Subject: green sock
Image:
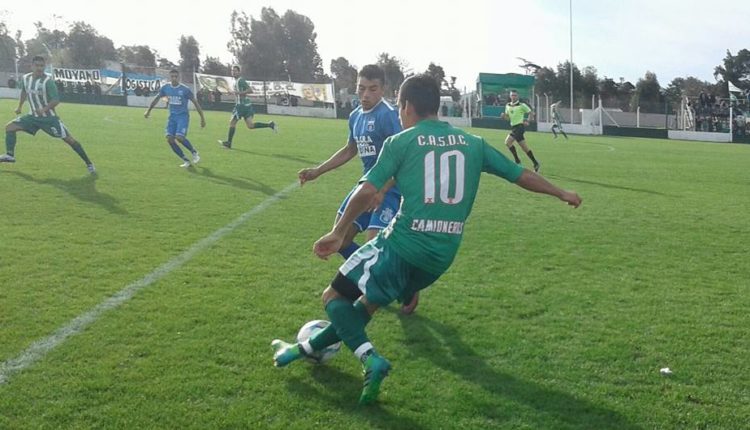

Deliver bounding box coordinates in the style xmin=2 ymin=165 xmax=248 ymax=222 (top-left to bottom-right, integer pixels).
xmin=324 ymin=298 xmax=371 ymax=352
xmin=310 ymin=300 xmax=370 ymax=351
xmin=253 ymin=122 xmax=271 ymax=129
xmin=6 ymin=131 xmax=16 ymax=156
xmin=69 ymin=141 xmax=92 ymax=165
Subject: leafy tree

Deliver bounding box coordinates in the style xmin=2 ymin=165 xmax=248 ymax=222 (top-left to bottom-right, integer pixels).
xmin=118 ymin=45 xmax=156 ymax=68
xmin=281 ymin=10 xmax=325 ymax=81
xmin=67 ymin=21 xmax=116 ymax=68
xmin=424 ymin=63 xmax=460 ymax=101
xmin=179 ymin=35 xmax=200 ymax=82
xmin=534 ymin=66 xmax=562 ymax=102
xmin=330 ymin=56 xmax=357 ymax=94
xmin=202 ymin=56 xmax=231 ymax=76
xmin=598 ymin=77 xmax=619 ymax=107
xmin=714 ymin=49 xmax=750 ymax=90
xmin=630 ymin=71 xmax=663 ymax=113
xmin=580 ymin=66 xmax=599 ymax=106
xmin=157 ymin=57 xmax=177 ymax=69
xmin=22 ymin=22 xmax=68 ymax=67
xmin=664 ymin=76 xmax=711 ymax=104
xmin=425 ymin=63 xmax=446 ymax=86
xmin=228 ymin=8 xmax=325 ymax=82
xmin=376 ymin=52 xmax=405 ymax=98
xmin=0 ymin=22 xmax=16 ymax=72
xmin=229 ymin=9 xmax=284 ymax=80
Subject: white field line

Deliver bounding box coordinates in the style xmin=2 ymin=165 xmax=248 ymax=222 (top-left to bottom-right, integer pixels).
xmin=0 ymin=181 xmax=299 ymax=385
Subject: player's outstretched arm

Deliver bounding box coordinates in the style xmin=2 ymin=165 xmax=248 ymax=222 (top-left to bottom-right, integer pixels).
xmin=190 ymin=95 xmax=206 ymax=128
xmin=144 ymin=95 xmax=161 ymax=118
xmin=298 ymin=142 xmax=358 ymax=185
xmin=514 ymin=170 xmax=582 ymax=208
xmin=314 ymin=181 xmax=377 ymax=259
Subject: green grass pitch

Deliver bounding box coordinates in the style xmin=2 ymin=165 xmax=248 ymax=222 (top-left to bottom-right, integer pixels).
xmin=0 ymin=100 xmax=748 ymax=429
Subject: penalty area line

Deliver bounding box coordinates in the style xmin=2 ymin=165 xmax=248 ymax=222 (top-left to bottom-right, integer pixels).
xmin=0 ymin=181 xmax=299 ymax=386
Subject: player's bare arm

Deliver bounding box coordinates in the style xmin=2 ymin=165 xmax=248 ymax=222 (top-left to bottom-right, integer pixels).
xmin=144 ymin=95 xmax=162 ymax=118
xmin=190 ymin=95 xmax=207 ymax=128
xmin=36 ymin=100 xmax=60 ymax=117
xmin=368 ymin=178 xmax=396 ymax=211
xmin=298 ymin=142 xmax=358 ymax=185
xmin=314 ymin=181 xmax=377 ymax=259
xmin=514 ymin=170 xmax=582 ymax=208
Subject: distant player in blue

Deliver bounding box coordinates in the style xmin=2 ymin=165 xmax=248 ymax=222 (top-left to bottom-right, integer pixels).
xmin=298 ymin=64 xmax=419 ymax=314
xmin=144 ymin=69 xmax=206 ymax=167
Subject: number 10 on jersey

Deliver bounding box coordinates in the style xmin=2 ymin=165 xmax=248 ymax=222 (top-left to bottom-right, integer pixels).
xmin=424 ymin=150 xmax=465 ymax=205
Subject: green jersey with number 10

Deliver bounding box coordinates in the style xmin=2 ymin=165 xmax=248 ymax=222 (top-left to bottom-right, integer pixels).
xmin=364 ymin=119 xmax=524 ymax=275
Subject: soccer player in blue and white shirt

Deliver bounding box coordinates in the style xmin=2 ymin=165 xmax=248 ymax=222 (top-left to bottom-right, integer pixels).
xmin=298 ymin=64 xmax=420 ymax=314
xmin=144 ymin=69 xmax=206 ymax=167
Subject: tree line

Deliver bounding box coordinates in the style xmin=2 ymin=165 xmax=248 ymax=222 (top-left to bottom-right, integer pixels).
xmin=532 ymin=50 xmax=749 ymax=114
xmin=1 ymin=8 xmax=747 ymax=111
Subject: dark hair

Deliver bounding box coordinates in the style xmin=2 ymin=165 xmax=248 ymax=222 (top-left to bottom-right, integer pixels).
xmin=32 ymin=55 xmax=45 ymax=64
xmin=398 ymin=74 xmax=440 ymax=117
xmin=509 ymin=89 xmax=518 ymax=94
xmin=169 ymin=69 xmax=179 ymax=75
xmin=232 ymin=65 xmax=241 ymax=71
xmin=359 ymin=64 xmax=385 ymax=86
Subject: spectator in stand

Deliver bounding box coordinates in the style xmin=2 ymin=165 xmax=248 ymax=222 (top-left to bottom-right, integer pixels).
xmin=56 ymin=80 xmax=65 ymax=95
xmin=708 ymin=93 xmax=716 ymax=109
xmin=7 ymin=77 xmax=17 ymax=89
xmin=212 ymin=88 xmax=222 ymax=103
xmin=75 ymin=82 xmax=84 ymax=94
xmin=698 ymin=91 xmax=708 ymax=111
xmin=745 ymin=88 xmax=750 ymax=106
xmin=84 ymin=80 xmax=93 ymax=94
xmin=142 ymin=86 xmax=150 ymax=98
xmin=93 ymin=83 xmax=101 ymax=97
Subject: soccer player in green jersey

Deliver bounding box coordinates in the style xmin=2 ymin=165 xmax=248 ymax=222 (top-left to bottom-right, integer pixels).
xmin=1 ymin=56 xmax=95 ymax=174
xmin=218 ymin=65 xmax=276 ymax=149
xmin=550 ymin=100 xmax=568 ymax=140
xmin=502 ymin=89 xmax=540 ymax=172
xmin=271 ymin=74 xmax=581 ymax=405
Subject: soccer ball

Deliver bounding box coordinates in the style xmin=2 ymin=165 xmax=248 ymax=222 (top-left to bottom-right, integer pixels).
xmin=296 ymin=320 xmax=341 ymax=364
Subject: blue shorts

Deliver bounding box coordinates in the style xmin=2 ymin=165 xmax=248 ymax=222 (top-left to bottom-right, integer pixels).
xmin=337 ymin=185 xmax=401 ymax=232
xmin=165 ymin=114 xmax=189 ymax=137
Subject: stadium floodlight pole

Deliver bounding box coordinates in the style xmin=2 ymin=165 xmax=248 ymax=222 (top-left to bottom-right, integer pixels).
xmin=569 ymin=0 xmax=574 ymax=124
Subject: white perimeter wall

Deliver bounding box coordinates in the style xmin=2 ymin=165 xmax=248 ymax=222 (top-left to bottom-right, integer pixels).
xmin=0 ymin=88 xmax=21 ymax=99
xmin=667 ymin=130 xmax=732 ymax=143
xmin=439 ymin=116 xmax=472 ymax=128
xmin=537 ymin=122 xmax=602 ymax=135
xmin=268 ymin=105 xmax=336 ymax=119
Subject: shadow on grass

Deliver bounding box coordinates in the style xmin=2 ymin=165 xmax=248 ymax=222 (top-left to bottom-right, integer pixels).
xmin=225 ymin=147 xmax=317 ymax=165
xmin=188 ymin=167 xmax=277 ymax=196
xmin=284 ymin=365 xmax=429 ymax=430
xmin=396 ymin=313 xmax=642 ymax=430
xmin=4 ymin=170 xmax=128 ymax=215
xmin=547 ymin=174 xmax=678 ymax=197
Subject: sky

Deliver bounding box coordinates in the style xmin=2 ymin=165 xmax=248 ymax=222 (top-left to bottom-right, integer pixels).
xmin=2 ymin=0 xmax=747 ymax=90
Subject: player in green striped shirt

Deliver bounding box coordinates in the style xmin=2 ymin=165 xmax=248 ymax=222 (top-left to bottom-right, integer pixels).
xmin=550 ymin=100 xmax=568 ymax=140
xmin=502 ymin=89 xmax=540 ymax=172
xmin=271 ymin=74 xmax=581 ymax=405
xmin=2 ymin=56 xmax=95 ymax=174
xmin=218 ymin=65 xmax=276 ymax=149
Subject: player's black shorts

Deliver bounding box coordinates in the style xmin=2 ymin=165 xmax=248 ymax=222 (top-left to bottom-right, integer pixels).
xmin=510 ymin=124 xmax=526 ymax=142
